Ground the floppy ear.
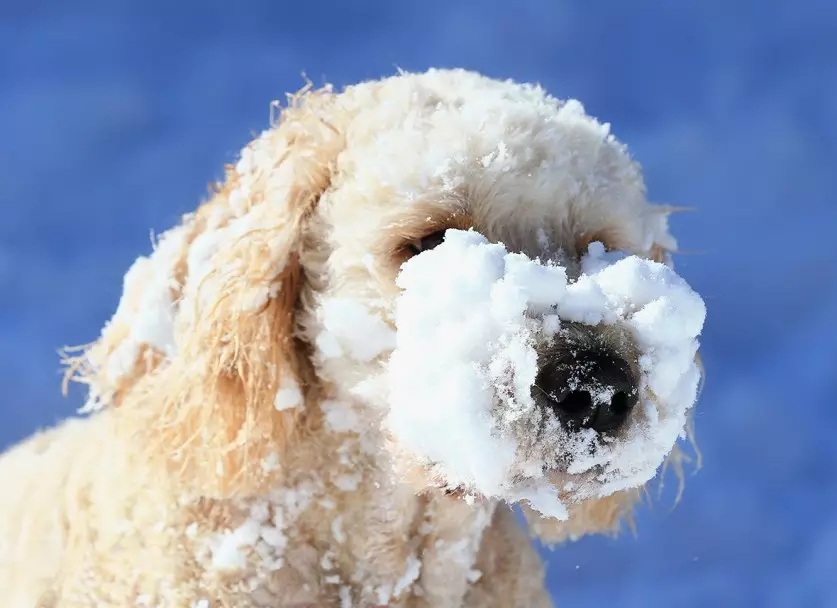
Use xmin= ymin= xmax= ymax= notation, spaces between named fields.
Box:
xmin=63 ymin=84 xmax=345 ymax=498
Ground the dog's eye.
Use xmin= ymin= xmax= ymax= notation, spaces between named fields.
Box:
xmin=407 ymin=230 xmax=447 ymax=256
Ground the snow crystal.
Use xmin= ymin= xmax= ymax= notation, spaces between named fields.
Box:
xmin=333 ymin=473 xmax=363 ymax=492
xmin=331 ymin=516 xmax=346 ymax=543
xmin=316 ymin=297 xmax=396 ymax=362
xmin=387 ymin=229 xmax=705 ymax=519
xmin=339 ymin=586 xmax=352 ymax=608
xmin=393 ymin=555 xmax=422 ymax=597
xmin=321 ymin=400 xmax=361 ymax=433
xmin=372 ymin=554 xmax=422 ymax=604
xmin=274 ymin=375 xmax=303 ymax=411
xmin=207 ymin=492 xmax=299 ymax=573
xmin=83 ymin=223 xmax=188 ymax=411
xmin=260 ymin=452 xmax=280 ymax=474
xmin=210 ymin=518 xmax=261 ymax=571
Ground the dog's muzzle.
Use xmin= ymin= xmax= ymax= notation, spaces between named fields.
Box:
xmin=534 ymin=346 xmax=638 ymax=434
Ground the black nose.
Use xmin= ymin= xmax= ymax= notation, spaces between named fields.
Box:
xmin=535 ymin=350 xmax=639 ymax=434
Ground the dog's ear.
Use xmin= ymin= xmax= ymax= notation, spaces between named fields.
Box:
xmin=64 ymin=85 xmax=345 ymax=498
xmin=520 ymin=490 xmax=640 ymax=547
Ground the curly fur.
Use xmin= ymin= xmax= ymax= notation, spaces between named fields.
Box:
xmin=0 ymin=68 xmax=697 ymax=607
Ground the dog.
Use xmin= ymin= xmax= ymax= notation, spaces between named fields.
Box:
xmin=0 ymin=68 xmax=704 ymax=607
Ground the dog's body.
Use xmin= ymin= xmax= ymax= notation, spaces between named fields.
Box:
xmin=1 ymin=411 xmax=554 ymax=607
xmin=0 ymin=69 xmax=700 ymax=607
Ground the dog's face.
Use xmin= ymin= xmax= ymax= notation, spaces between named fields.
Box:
xmin=69 ymin=69 xmax=703 ymax=540
xmin=301 ymin=71 xmax=703 ymax=521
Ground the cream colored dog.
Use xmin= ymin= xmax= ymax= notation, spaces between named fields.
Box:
xmin=0 ymin=68 xmax=702 ymax=607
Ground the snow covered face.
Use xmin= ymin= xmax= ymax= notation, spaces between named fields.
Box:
xmin=71 ymin=71 xmax=704 ymax=522
xmin=306 ymin=70 xmax=706 ymax=520
xmin=314 ymin=222 xmax=704 ymax=521
xmin=380 ymin=231 xmax=703 ymax=520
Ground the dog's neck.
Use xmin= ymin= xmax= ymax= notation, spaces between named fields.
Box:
xmin=180 ymin=382 xmax=500 ymax=606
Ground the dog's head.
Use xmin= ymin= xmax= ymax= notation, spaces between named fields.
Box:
xmin=66 ymin=69 xmax=704 ymax=541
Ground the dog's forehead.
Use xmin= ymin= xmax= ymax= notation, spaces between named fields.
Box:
xmin=324 ymin=69 xmax=667 ymax=258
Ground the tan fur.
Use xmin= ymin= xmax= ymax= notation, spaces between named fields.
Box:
xmin=0 ymin=69 xmax=699 ymax=607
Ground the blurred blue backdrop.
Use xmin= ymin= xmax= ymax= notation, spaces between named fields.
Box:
xmin=2 ymin=1 xmax=836 ymax=606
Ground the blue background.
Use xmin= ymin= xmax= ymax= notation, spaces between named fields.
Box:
xmin=2 ymin=1 xmax=835 ymax=606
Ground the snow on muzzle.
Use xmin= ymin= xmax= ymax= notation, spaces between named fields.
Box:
xmin=386 ymin=229 xmax=706 ymax=520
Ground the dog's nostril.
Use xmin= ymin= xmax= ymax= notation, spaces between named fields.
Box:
xmin=536 ymin=351 xmax=639 ymax=434
xmin=589 ymin=387 xmax=637 ymax=433
xmin=555 ymin=390 xmax=593 ymax=415
xmin=610 ymin=391 xmax=631 ymax=416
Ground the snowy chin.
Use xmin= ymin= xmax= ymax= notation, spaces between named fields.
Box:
xmin=385 ymin=229 xmax=706 ymax=520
